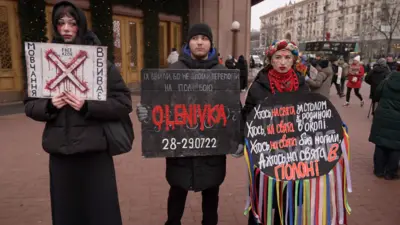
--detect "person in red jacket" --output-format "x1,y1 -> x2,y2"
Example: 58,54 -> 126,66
344,55 -> 364,106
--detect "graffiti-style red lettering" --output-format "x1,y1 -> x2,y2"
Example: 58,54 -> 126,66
152,105 -> 164,130
276,120 -> 295,134
327,143 -> 339,162
272,106 -> 296,117
152,104 -> 227,131
275,160 -> 320,180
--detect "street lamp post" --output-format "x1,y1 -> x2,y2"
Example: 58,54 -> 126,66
231,21 -> 240,59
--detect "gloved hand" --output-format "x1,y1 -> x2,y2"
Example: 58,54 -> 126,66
231,144 -> 244,158
351,77 -> 358,82
136,103 -> 148,122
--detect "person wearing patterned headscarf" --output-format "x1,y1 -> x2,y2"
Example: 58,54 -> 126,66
240,39 -> 310,225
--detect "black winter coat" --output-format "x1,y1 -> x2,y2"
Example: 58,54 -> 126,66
369,71 -> 400,150
365,64 -> 391,99
165,47 -> 227,192
24,1 -> 132,155
236,59 -> 249,78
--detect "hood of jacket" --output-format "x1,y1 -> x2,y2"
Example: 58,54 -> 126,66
372,63 -> 390,73
52,1 -> 101,45
178,44 -> 219,69
317,59 -> 330,69
386,72 -> 400,92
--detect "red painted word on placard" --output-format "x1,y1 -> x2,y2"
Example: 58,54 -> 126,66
273,143 -> 339,181
152,104 -> 227,131
271,106 -> 296,117
274,160 -> 320,181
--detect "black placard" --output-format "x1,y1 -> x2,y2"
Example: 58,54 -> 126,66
245,92 -> 344,181
140,69 -> 241,158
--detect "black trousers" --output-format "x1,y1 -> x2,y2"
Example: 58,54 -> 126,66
374,145 -> 400,176
346,87 -> 363,102
50,152 -> 122,225
331,80 -> 343,95
165,186 -> 219,225
240,76 -> 248,90
340,77 -> 346,94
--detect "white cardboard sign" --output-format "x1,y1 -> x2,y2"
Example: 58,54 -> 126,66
25,42 -> 108,101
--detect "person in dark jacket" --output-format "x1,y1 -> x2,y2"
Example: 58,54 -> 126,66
241,39 -> 309,225
225,54 -> 236,69
386,55 -> 398,71
330,55 -> 345,97
24,2 -> 132,225
137,23 -> 242,225
369,64 -> 400,180
237,55 -> 249,91
364,58 -> 391,115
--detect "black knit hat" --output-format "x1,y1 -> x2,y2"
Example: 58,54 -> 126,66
187,23 -> 213,46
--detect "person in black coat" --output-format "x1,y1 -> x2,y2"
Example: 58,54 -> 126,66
24,1 -> 132,225
241,40 -> 309,225
137,23 -> 242,225
369,65 -> 400,180
237,55 -> 249,91
225,55 -> 236,69
364,58 -> 391,115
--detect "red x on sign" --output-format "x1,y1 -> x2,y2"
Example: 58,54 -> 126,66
45,49 -> 89,93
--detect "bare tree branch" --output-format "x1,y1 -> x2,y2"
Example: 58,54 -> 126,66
369,18 -> 389,40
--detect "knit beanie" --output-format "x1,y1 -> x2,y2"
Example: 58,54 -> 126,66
377,58 -> 387,66
187,23 -> 213,46
354,55 -> 361,62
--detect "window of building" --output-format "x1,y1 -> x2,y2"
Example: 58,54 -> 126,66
128,21 -> 138,70
113,20 -> 122,69
0,6 -> 12,69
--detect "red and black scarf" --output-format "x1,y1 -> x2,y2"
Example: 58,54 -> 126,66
267,68 -> 299,94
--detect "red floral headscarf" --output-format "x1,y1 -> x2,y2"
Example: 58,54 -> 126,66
266,39 -> 299,60
265,39 -> 300,94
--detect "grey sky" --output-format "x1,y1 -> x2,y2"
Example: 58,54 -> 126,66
251,0 -> 293,30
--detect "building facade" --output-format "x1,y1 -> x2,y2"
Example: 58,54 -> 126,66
0,0 -> 260,103
260,0 -> 400,57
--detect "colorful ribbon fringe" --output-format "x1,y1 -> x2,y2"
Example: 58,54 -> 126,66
244,126 -> 352,225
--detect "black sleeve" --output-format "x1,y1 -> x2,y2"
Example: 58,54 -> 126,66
364,71 -> 373,85
24,96 -> 59,122
84,63 -> 132,121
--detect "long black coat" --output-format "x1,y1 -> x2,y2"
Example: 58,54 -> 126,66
166,47 -> 227,192
364,64 -> 391,99
369,71 -> 400,151
23,2 -> 132,225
